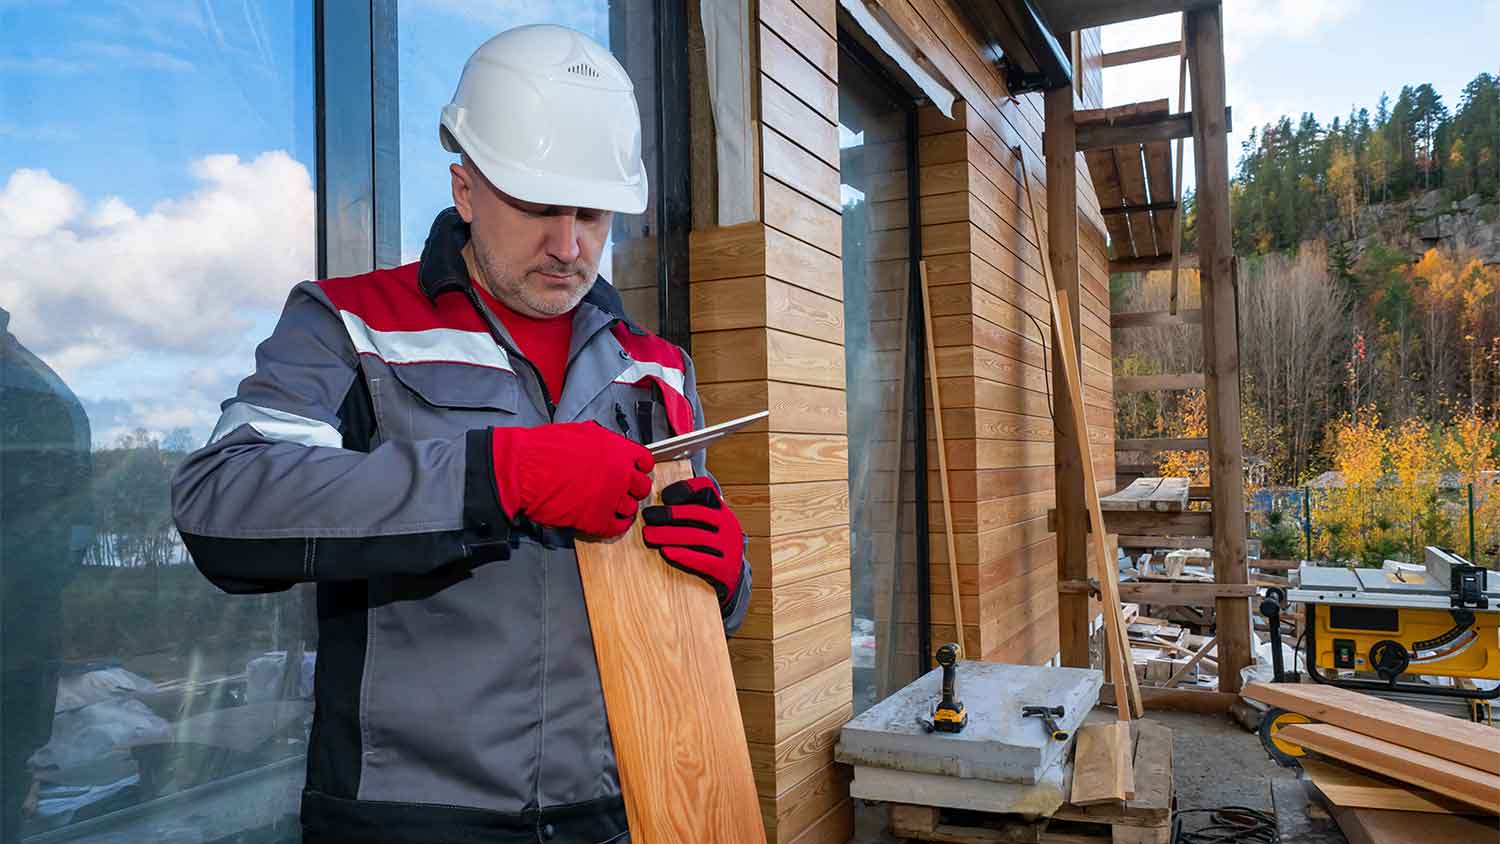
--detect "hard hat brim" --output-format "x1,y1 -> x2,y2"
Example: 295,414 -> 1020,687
442,119 -> 648,215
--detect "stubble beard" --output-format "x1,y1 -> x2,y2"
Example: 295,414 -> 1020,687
471,233 -> 596,317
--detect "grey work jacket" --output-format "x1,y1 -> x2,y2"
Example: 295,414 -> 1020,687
171,209 -> 750,844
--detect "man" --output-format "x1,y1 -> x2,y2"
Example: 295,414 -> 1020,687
171,24 -> 750,844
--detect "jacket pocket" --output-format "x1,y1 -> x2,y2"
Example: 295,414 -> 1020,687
376,361 -> 522,441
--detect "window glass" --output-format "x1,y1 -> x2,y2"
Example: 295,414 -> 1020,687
396,0 -> 663,331
838,46 -> 926,714
0,4 -> 315,841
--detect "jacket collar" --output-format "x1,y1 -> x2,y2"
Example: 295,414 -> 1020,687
416,207 -> 628,320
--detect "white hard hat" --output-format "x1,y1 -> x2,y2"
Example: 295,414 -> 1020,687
440,24 -> 648,214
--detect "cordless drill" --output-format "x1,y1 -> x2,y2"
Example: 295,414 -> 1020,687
930,642 -> 968,733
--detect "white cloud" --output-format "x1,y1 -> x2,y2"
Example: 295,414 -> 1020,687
1221,0 -> 1358,64
78,41 -> 194,72
0,152 -> 314,377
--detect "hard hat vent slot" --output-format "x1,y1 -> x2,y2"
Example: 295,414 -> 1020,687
567,62 -> 601,79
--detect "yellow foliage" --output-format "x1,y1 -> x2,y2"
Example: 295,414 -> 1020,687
1444,410 -> 1500,486
1155,389 -> 1209,484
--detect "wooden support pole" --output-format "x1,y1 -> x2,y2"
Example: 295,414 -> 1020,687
919,260 -> 965,659
1186,5 -> 1251,693
1169,15 -> 1188,315
1044,81 -> 1089,669
1101,40 -> 1182,68
1018,147 -> 1142,719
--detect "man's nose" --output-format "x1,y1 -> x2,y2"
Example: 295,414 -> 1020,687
543,214 -> 582,265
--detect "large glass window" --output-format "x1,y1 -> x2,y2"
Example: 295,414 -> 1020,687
396,0 -> 671,334
838,38 -> 927,714
0,4 -> 315,841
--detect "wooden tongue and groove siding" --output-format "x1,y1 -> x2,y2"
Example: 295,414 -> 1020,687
1275,722 -> 1500,813
1242,682 -> 1500,776
576,459 -> 766,843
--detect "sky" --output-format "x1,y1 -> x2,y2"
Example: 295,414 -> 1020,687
1101,0 -> 1500,191
1,0 -> 1495,446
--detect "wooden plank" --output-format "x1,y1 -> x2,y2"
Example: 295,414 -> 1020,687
1060,581 -> 1255,603
1057,721 -> 1171,826
1046,508 -> 1215,536
1300,758 -> 1485,815
1108,253 -> 1199,274
761,762 -> 849,844
575,459 -> 766,842
739,568 -> 850,640
757,0 -> 835,82
1242,683 -> 1500,777
1142,139 -> 1174,257
1113,373 -> 1205,393
1112,140 -> 1155,259
729,613 -> 849,692
1099,477 -> 1164,511
1019,152 -> 1141,719
763,126 -> 841,212
760,75 -> 839,169
738,658 -> 852,746
1082,147 -> 1134,257
1163,635 -> 1217,687
1277,723 -> 1500,813
1100,41 -> 1181,68
1071,722 -> 1137,805
758,24 -> 835,121
920,260 -> 967,657
1047,83 -> 1089,670
764,176 -> 841,257
1169,15 -> 1189,315
1097,685 -> 1237,715
1186,5 -> 1251,695
746,701 -> 851,797
1073,108 -> 1231,150
1110,309 -> 1203,329
1115,438 -> 1209,454
1330,805 -> 1500,844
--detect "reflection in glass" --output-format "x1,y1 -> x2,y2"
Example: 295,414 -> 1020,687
396,0 -> 663,331
0,3 -> 315,841
839,49 -> 926,715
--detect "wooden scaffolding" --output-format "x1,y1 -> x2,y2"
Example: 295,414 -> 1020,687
1041,1 -> 1252,698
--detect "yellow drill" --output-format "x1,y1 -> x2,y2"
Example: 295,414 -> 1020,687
930,643 -> 968,733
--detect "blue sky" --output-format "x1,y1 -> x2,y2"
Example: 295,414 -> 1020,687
1103,0 -> 1500,190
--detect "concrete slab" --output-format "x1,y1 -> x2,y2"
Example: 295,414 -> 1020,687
849,761 -> 1069,819
836,662 -> 1103,784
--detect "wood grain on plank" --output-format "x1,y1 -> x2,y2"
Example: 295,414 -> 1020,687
760,74 -> 838,169
575,459 -> 765,842
1242,682 -> 1500,776
747,701 -> 852,796
765,176 -> 841,257
695,380 -> 847,435
707,431 -> 849,486
1329,805 -> 1500,844
693,328 -> 846,389
1072,722 -> 1137,805
757,0 -> 835,82
760,763 -> 850,844
1299,758 -> 1482,815
738,657 -> 852,745
1276,723 -> 1500,812
691,275 -> 844,344
729,613 -> 850,692
763,126 -> 841,212
758,24 -> 835,120
740,568 -> 851,640
722,479 -> 849,538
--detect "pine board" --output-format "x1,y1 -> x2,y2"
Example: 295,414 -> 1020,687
576,459 -> 767,843
1276,723 -> 1500,813
1243,682 -> 1500,776
1070,722 -> 1137,805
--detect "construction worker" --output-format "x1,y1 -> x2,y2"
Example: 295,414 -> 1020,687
171,25 -> 749,844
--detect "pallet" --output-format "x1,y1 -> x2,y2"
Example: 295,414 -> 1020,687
887,722 -> 1173,844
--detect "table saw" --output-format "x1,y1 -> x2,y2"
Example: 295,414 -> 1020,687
1288,548 -> 1500,701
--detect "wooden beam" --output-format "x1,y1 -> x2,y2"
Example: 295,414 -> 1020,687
1046,0 -> 1219,32
1164,635 -> 1218,687
576,459 -> 766,841
1020,147 -> 1142,718
1047,507 -> 1222,536
1109,252 -> 1199,274
1111,308 -> 1203,329
1186,4 -> 1251,695
1117,535 -> 1211,550
1060,581 -> 1257,603
1242,683 -> 1500,776
1073,108 -> 1231,150
1045,83 -> 1090,670
1277,723 -> 1500,813
1100,200 -> 1178,216
919,261 -> 966,659
1298,758 -> 1485,816
1169,14 -> 1189,315
1098,684 -> 1237,714
1116,437 -> 1210,454
1113,373 -> 1206,392
1101,41 -> 1181,68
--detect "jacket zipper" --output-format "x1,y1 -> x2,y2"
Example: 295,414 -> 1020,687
461,285 -> 557,420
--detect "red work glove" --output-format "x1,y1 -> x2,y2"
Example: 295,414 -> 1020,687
641,477 -> 745,607
490,422 -> 654,538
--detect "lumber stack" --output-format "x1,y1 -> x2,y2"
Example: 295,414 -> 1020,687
1243,682 -> 1500,822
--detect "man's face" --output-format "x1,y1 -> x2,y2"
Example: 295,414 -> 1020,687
451,159 -> 614,318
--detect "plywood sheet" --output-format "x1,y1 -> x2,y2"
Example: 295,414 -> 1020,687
577,459 -> 767,843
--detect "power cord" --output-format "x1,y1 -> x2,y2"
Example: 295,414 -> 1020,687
1172,807 -> 1278,843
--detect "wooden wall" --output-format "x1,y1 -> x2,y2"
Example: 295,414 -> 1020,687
687,2 -> 1112,842
690,1 -> 854,841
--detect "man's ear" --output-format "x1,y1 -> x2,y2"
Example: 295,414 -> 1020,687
450,162 -> 474,223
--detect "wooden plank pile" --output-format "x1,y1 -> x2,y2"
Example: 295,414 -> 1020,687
1242,682 -> 1500,841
